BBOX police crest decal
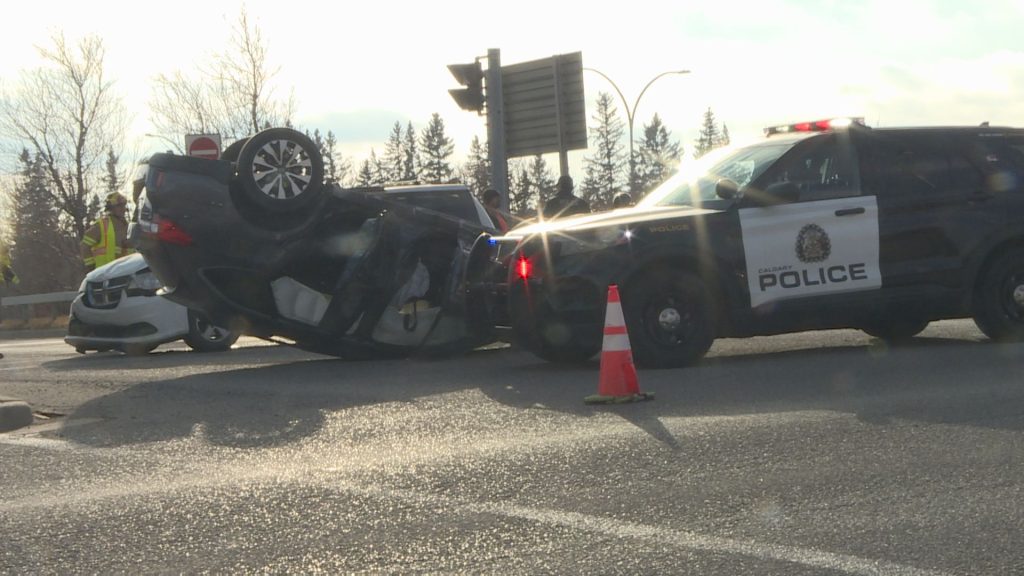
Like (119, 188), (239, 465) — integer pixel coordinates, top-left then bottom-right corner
(795, 224), (831, 263)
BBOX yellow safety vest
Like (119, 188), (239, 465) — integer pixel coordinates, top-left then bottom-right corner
(82, 216), (131, 269)
(0, 248), (16, 287)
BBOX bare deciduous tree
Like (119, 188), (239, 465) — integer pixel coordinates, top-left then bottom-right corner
(149, 9), (294, 151)
(0, 33), (128, 239)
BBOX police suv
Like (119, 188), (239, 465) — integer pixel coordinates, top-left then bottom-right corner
(473, 118), (1024, 368)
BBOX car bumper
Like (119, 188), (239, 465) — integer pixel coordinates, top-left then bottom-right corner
(64, 291), (189, 351)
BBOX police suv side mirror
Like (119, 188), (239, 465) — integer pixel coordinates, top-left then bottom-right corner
(715, 178), (740, 200)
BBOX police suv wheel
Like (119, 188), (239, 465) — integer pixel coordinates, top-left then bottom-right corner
(183, 310), (239, 353)
(623, 269), (714, 369)
(973, 249), (1024, 342)
(236, 128), (324, 214)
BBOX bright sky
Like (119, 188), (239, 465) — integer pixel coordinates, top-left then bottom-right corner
(2, 0), (1023, 173)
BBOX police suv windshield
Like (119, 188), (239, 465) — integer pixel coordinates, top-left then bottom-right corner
(641, 139), (801, 208)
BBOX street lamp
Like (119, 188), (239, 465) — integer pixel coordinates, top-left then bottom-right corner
(583, 67), (690, 194)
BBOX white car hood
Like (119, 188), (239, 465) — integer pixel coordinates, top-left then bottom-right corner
(85, 253), (147, 282)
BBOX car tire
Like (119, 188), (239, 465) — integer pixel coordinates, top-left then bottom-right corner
(533, 322), (601, 363)
(221, 137), (249, 163)
(236, 128), (324, 214)
(183, 310), (239, 353)
(972, 248), (1024, 341)
(510, 301), (601, 364)
(622, 269), (714, 369)
(861, 319), (929, 342)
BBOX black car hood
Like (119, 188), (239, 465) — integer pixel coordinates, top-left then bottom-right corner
(501, 204), (720, 239)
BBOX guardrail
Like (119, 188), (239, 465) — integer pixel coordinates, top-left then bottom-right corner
(1, 291), (77, 321)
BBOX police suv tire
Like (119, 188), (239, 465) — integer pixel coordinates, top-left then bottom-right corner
(236, 128), (324, 214)
(183, 310), (239, 353)
(861, 319), (929, 342)
(623, 269), (714, 369)
(972, 248), (1024, 342)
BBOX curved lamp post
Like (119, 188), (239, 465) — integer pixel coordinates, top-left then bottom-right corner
(583, 68), (690, 193)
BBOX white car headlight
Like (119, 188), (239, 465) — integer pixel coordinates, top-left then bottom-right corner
(128, 270), (163, 292)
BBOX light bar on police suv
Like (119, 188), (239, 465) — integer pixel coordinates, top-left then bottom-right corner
(764, 117), (866, 136)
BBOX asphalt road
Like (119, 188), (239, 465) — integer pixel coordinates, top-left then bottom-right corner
(1, 321), (1023, 574)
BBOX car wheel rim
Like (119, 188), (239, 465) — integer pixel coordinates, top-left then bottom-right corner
(251, 139), (314, 200)
(1005, 272), (1024, 318)
(658, 307), (682, 332)
(645, 295), (693, 346)
(196, 318), (226, 342)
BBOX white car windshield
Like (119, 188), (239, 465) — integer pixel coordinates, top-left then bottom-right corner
(640, 140), (799, 208)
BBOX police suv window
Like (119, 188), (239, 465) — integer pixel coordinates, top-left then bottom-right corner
(765, 135), (859, 202)
(966, 136), (1024, 193)
(865, 136), (983, 201)
(646, 142), (794, 208)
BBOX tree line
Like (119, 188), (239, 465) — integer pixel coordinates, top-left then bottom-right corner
(0, 12), (731, 294)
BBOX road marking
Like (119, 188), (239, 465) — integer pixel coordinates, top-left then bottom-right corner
(0, 436), (79, 451)
(350, 483), (950, 576)
(0, 409), (952, 576)
(0, 456), (951, 576)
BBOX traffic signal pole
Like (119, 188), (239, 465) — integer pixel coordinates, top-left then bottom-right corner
(485, 49), (510, 213)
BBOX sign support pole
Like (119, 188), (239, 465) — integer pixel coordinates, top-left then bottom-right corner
(486, 48), (509, 212)
(552, 56), (570, 177)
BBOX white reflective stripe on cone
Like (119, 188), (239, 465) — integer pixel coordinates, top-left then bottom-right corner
(604, 302), (626, 328)
(602, 333), (632, 352)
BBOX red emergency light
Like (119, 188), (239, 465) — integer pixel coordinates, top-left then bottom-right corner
(516, 255), (533, 280)
(764, 117), (865, 137)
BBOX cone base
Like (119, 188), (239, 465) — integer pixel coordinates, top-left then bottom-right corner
(584, 392), (655, 405)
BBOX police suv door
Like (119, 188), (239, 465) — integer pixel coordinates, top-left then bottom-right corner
(738, 134), (882, 315)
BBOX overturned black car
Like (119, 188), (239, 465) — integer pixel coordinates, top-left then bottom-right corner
(131, 128), (499, 358)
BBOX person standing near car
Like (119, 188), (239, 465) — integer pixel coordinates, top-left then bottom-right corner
(542, 175), (590, 219)
(81, 192), (134, 273)
(0, 243), (18, 360)
(482, 188), (510, 234)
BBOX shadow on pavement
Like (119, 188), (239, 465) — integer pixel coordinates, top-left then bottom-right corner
(50, 334), (1024, 450)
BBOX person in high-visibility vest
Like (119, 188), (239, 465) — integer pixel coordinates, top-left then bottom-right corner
(0, 244), (16, 289)
(0, 243), (17, 360)
(80, 192), (134, 273)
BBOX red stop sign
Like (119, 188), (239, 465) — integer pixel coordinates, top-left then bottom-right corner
(187, 136), (220, 160)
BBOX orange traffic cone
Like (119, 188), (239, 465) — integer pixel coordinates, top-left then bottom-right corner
(585, 285), (654, 404)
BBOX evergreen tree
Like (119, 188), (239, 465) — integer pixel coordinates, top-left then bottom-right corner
(527, 155), (556, 210)
(382, 122), (404, 183)
(461, 136), (490, 197)
(103, 148), (123, 196)
(579, 92), (626, 210)
(10, 149), (79, 292)
(634, 113), (682, 197)
(694, 107), (723, 159)
(402, 121), (419, 181)
(419, 113), (455, 183)
(323, 130), (351, 186)
(507, 161), (533, 215)
(355, 149), (385, 187)
(717, 124), (731, 148)
(370, 149), (387, 185)
(355, 159), (376, 187)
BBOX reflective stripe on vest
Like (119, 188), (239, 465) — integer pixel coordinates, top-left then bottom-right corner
(92, 217), (121, 268)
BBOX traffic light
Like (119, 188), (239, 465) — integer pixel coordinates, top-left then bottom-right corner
(448, 61), (484, 113)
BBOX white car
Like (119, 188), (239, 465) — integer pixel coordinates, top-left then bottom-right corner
(65, 253), (238, 355)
